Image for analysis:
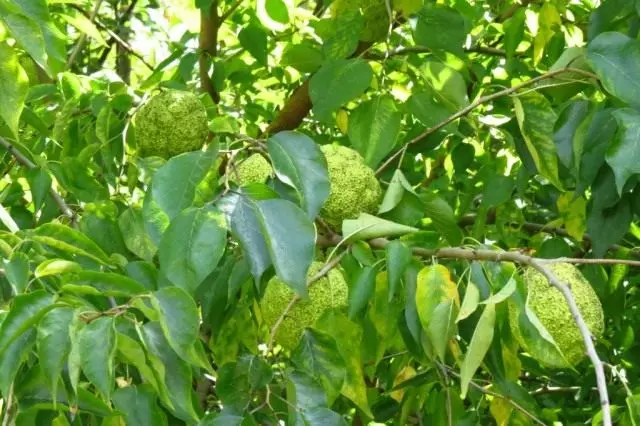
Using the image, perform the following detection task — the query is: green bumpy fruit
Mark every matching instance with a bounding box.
[233,153,272,186]
[509,263,605,369]
[134,90,209,159]
[331,0,390,42]
[260,262,349,350]
[320,144,382,229]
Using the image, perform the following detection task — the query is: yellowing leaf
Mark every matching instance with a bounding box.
[415,264,460,361]
[390,365,417,402]
[556,191,587,241]
[533,3,561,65]
[336,109,349,134]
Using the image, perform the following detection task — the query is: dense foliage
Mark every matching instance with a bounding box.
[1,0,640,425]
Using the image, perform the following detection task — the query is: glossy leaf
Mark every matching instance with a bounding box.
[606,109,640,194]
[0,42,28,138]
[0,328,36,396]
[119,207,157,261]
[79,316,116,398]
[3,251,29,294]
[460,303,496,398]
[26,167,52,212]
[267,131,330,219]
[64,271,148,297]
[32,223,110,264]
[158,206,227,293]
[342,213,418,242]
[0,290,53,355]
[348,266,376,319]
[386,240,412,302]
[112,385,167,426]
[412,4,468,54]
[37,307,73,399]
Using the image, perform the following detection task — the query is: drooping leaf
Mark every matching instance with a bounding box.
[0,290,53,355]
[533,3,561,65]
[238,23,268,65]
[285,371,328,418]
[26,167,52,212]
[422,195,463,245]
[3,251,29,294]
[119,207,157,261]
[460,303,496,398]
[0,328,36,396]
[309,59,373,122]
[342,213,418,242]
[606,109,640,194]
[513,91,562,189]
[112,384,167,426]
[347,266,376,319]
[63,271,148,297]
[0,42,29,138]
[587,32,640,110]
[347,96,401,168]
[78,316,117,399]
[158,206,227,293]
[37,307,74,401]
[412,4,469,54]
[378,169,425,227]
[0,8,49,74]
[421,61,469,111]
[32,223,110,264]
[415,265,460,362]
[217,354,272,411]
[267,131,330,219]
[386,240,412,302]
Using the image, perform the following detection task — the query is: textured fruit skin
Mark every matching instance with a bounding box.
[134,90,209,159]
[331,0,390,42]
[260,262,349,350]
[233,153,272,186]
[320,144,382,228]
[509,263,605,369]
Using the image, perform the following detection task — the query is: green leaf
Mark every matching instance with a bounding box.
[32,223,111,265]
[217,355,272,411]
[151,287,200,366]
[460,303,495,398]
[78,316,116,398]
[421,61,469,111]
[3,251,29,294]
[34,259,82,278]
[503,8,525,60]
[37,307,74,401]
[587,32,640,110]
[377,169,424,227]
[255,198,316,297]
[406,91,453,129]
[0,8,48,74]
[116,333,164,399]
[323,10,363,60]
[342,213,418,242]
[347,266,376,319]
[456,282,480,322]
[0,328,36,396]
[309,59,373,122]
[257,0,290,29]
[238,23,268,65]
[422,195,463,245]
[112,385,167,426]
[606,109,640,194]
[415,265,459,362]
[281,42,324,73]
[0,290,53,355]
[267,131,330,219]
[26,167,52,212]
[588,193,632,257]
[146,149,218,234]
[119,207,157,261]
[347,96,401,168]
[315,310,372,417]
[0,42,29,138]
[198,413,244,426]
[513,91,562,189]
[158,206,227,293]
[292,329,346,405]
[533,3,561,65]
[286,370,327,413]
[553,100,592,170]
[386,241,412,302]
[482,174,514,208]
[64,271,148,297]
[301,407,348,425]
[577,109,617,194]
[59,11,106,46]
[412,4,468,54]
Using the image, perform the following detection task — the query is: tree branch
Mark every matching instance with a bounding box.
[199,1,221,103]
[0,137,76,225]
[366,45,508,61]
[316,235,612,425]
[267,250,348,351]
[220,0,244,22]
[375,67,599,174]
[67,0,106,69]
[95,0,139,69]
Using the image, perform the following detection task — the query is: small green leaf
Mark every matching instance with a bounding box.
[0,328,36,396]
[26,167,52,212]
[78,316,117,398]
[281,42,324,73]
[292,329,346,405]
[0,8,49,74]
[59,11,106,46]
[606,109,640,194]
[503,8,525,60]
[378,170,425,227]
[348,266,376,319]
[309,59,373,122]
[460,303,496,398]
[267,131,330,219]
[323,10,363,59]
[421,61,469,111]
[0,41,29,138]
[119,206,157,261]
[158,206,227,293]
[151,287,200,365]
[587,32,640,110]
[343,213,418,242]
[348,96,401,168]
[112,385,167,426]
[513,91,562,189]
[238,23,268,65]
[37,307,74,401]
[64,271,148,297]
[456,282,480,323]
[386,241,412,302]
[198,412,244,426]
[217,355,272,411]
[0,290,53,355]
[3,251,29,294]
[412,4,468,54]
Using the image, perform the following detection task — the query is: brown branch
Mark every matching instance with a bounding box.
[316,235,613,425]
[199,1,221,104]
[67,0,106,68]
[0,137,76,225]
[96,0,139,69]
[267,251,348,351]
[375,67,599,175]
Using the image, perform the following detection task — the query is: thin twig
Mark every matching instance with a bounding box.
[220,0,244,22]
[0,137,76,225]
[376,67,599,175]
[267,251,348,351]
[1,384,13,426]
[441,363,547,426]
[67,0,106,68]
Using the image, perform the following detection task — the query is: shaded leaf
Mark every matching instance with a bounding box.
[606,109,640,194]
[3,251,29,294]
[386,241,412,302]
[348,266,376,319]
[342,213,418,242]
[0,328,36,396]
[78,316,116,398]
[37,307,73,400]
[0,42,28,138]
[112,384,167,426]
[119,207,157,261]
[0,290,53,355]
[460,303,496,398]
[26,167,52,212]
[32,223,110,264]
[64,271,148,297]
[412,4,468,54]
